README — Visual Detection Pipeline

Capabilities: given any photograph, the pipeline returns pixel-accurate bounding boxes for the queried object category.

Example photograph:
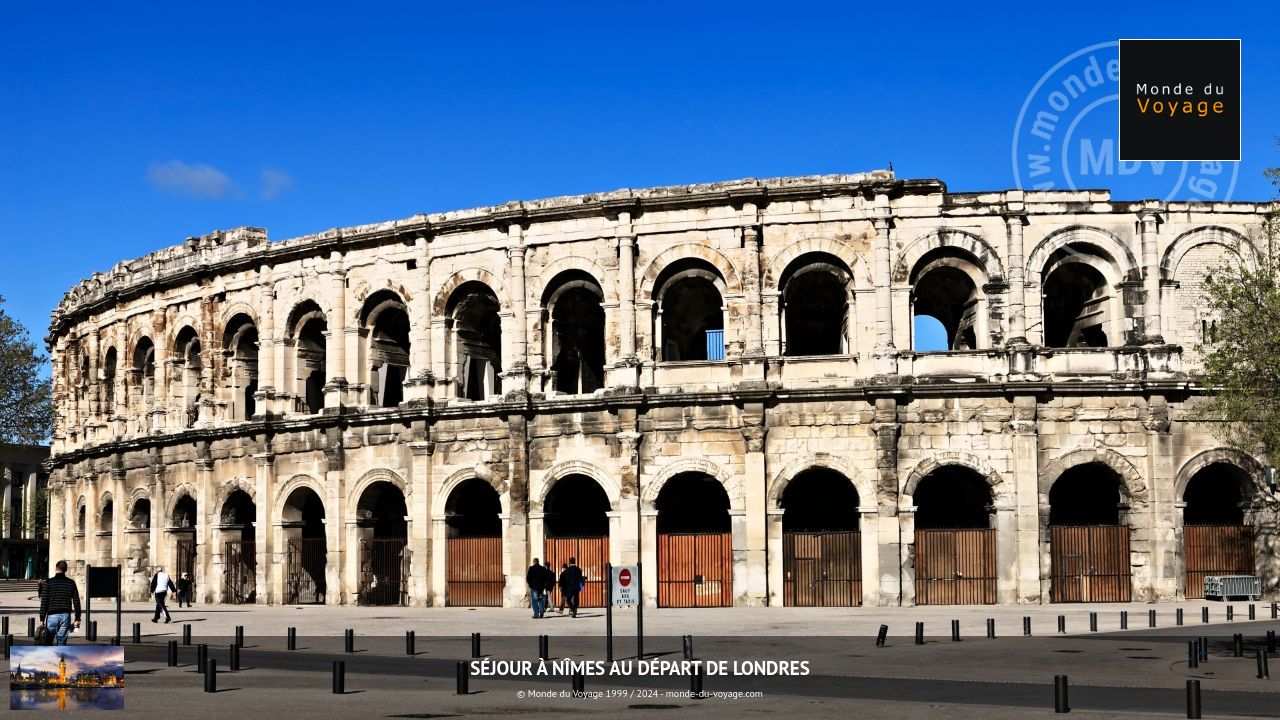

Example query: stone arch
[765,235,871,291]
[284,298,332,336]
[893,228,1006,284]
[1026,225,1140,282]
[1174,447,1268,499]
[166,483,198,526]
[768,454,874,510]
[537,255,619,305]
[1161,226,1256,282]
[534,460,621,512]
[432,267,508,314]
[212,477,257,524]
[168,318,202,355]
[641,457,743,510]
[347,468,411,513]
[127,486,152,529]
[97,490,114,528]
[902,452,1012,507]
[350,278,413,328]
[217,302,260,330]
[638,243,743,300]
[1038,448,1147,501]
[274,473,329,516]
[436,465,510,517]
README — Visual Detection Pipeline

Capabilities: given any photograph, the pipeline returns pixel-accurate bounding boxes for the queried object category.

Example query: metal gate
[222,540,256,604]
[285,538,327,605]
[1050,525,1132,603]
[783,531,862,607]
[657,532,732,608]
[544,536,608,608]
[1184,524,1255,599]
[446,537,504,607]
[914,529,997,605]
[359,538,408,606]
[175,536,196,582]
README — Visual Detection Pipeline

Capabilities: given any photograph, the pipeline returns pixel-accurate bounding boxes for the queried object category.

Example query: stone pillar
[742,422,767,605]
[640,507,658,609]
[617,230,637,360]
[0,465,10,541]
[1144,394,1175,600]
[871,195,897,374]
[150,469,165,585]
[83,475,99,570]
[994,504,1019,604]
[48,477,65,570]
[404,239,434,402]
[766,509,783,606]
[872,400,901,604]
[323,442,346,605]
[1004,206,1028,344]
[324,253,347,409]
[195,459,213,602]
[505,226,529,392]
[254,453,274,604]
[256,270,276,414]
[858,506,881,606]
[111,466,126,569]
[1139,205,1164,343]
[742,218,764,357]
[615,430,642,566]
[505,414,530,606]
[408,441,434,606]
[897,506,916,606]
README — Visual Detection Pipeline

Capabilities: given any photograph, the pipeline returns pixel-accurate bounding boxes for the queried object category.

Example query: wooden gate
[359,538,408,606]
[446,537,504,607]
[1050,525,1132,602]
[1184,525,1255,599]
[914,529,997,605]
[285,538,327,604]
[544,536,608,608]
[175,536,196,582]
[783,531,862,607]
[222,540,256,604]
[657,532,732,608]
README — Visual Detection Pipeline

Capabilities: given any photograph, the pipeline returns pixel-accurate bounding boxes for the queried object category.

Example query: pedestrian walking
[527,558,551,619]
[176,572,194,607]
[150,566,177,623]
[555,563,569,613]
[559,557,585,618]
[39,560,81,646]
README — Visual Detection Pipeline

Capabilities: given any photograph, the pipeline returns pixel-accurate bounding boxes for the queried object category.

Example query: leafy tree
[0,295,52,444]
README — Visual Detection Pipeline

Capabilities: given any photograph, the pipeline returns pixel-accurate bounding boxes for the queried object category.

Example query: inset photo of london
[9,646,125,711]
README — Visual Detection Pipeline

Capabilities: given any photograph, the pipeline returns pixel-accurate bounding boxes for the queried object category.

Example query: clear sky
[2,2,1277,351]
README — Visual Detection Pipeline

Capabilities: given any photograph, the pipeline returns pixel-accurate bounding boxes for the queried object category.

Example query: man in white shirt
[150,567,177,623]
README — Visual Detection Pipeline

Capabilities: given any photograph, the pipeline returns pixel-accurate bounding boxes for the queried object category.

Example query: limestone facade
[44,171,1280,606]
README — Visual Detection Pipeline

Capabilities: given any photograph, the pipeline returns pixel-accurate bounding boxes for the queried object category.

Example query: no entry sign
[611,564,639,606]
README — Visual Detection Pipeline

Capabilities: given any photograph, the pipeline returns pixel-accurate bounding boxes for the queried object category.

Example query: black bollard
[183,624,192,645]
[1053,675,1069,713]
[332,660,345,694]
[1177,608,1184,626]
[1090,612,1097,632]
[344,629,354,653]
[197,644,208,674]
[471,632,481,658]
[1,616,7,636]
[3,633,11,660]
[1199,636,1208,662]
[1150,609,1157,628]
[230,643,240,671]
[132,622,141,644]
[1272,602,1278,620]
[682,635,694,659]
[951,619,960,642]
[287,627,296,651]
[571,670,585,694]
[1233,633,1244,658]
[1267,630,1277,655]
[88,620,97,641]
[539,634,549,660]
[235,625,244,648]
[1120,611,1128,630]
[1228,606,1234,622]
[690,661,704,698]
[1058,615,1066,634]
[915,622,924,645]
[875,624,888,648]
[987,618,995,639]
[456,661,470,695]
[28,617,35,637]
[1202,607,1209,624]
[1188,640,1199,668]
[406,630,415,656]
[1024,616,1032,636]
[1258,649,1270,680]
[1249,604,1256,620]
[1186,679,1201,719]
[204,659,217,693]
[167,640,178,667]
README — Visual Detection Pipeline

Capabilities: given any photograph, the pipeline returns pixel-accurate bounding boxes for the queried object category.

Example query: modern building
[44,171,1279,607]
[1,443,51,579]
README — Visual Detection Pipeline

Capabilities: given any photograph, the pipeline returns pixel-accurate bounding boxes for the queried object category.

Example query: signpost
[606,563,643,661]
[85,564,123,645]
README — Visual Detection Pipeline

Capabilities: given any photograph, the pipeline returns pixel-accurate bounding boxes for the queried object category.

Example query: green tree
[0,295,53,444]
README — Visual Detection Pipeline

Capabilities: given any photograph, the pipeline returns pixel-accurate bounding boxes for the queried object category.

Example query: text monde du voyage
[1133,82,1228,118]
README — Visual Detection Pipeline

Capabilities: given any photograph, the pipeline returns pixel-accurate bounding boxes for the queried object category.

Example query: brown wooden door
[658,532,732,607]
[783,531,862,607]
[222,540,256,604]
[544,536,608,608]
[915,529,996,605]
[360,538,408,606]
[446,536,504,607]
[1050,525,1131,602]
[1184,525,1255,599]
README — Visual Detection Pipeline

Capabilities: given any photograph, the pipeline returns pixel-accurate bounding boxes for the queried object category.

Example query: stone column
[858,506,881,606]
[742,218,764,357]
[742,422,767,605]
[896,506,916,606]
[150,469,165,584]
[766,509,783,607]
[194,459,213,602]
[408,441,434,606]
[994,503,1019,604]
[83,475,99,570]
[617,229,637,360]
[254,453,274,604]
[1004,206,1028,344]
[872,400,901,604]
[505,226,529,392]
[1144,395,1175,600]
[504,414,530,606]
[615,430,642,566]
[324,253,348,409]
[0,465,10,541]
[323,443,346,605]
[871,195,897,374]
[1138,205,1164,344]
[404,238,434,402]
[48,476,65,569]
[256,269,276,414]
[1009,395,1042,603]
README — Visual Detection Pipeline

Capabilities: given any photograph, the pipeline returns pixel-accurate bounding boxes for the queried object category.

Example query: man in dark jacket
[39,560,81,646]
[526,558,550,619]
[558,557,585,618]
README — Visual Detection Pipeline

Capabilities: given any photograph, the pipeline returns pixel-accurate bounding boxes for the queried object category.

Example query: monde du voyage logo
[1120,39,1240,162]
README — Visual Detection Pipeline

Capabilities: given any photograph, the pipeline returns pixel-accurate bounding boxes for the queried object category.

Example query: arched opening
[780,254,852,356]
[102,347,117,415]
[218,489,257,604]
[361,292,411,408]
[172,326,203,428]
[288,302,328,414]
[445,478,504,606]
[97,498,114,563]
[656,472,732,607]
[780,469,861,606]
[356,482,408,606]
[1182,462,1256,598]
[1048,463,1131,602]
[129,499,151,530]
[912,251,983,351]
[170,494,197,591]
[223,315,259,421]
[1042,247,1117,348]
[655,260,725,362]
[911,466,996,604]
[447,282,502,400]
[543,272,606,395]
[543,474,610,607]
[282,487,327,604]
[125,498,151,600]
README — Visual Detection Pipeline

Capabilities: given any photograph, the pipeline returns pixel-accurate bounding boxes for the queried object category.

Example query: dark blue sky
[2,2,1276,345]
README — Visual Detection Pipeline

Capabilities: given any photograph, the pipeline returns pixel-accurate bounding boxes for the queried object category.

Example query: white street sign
[611,564,639,606]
